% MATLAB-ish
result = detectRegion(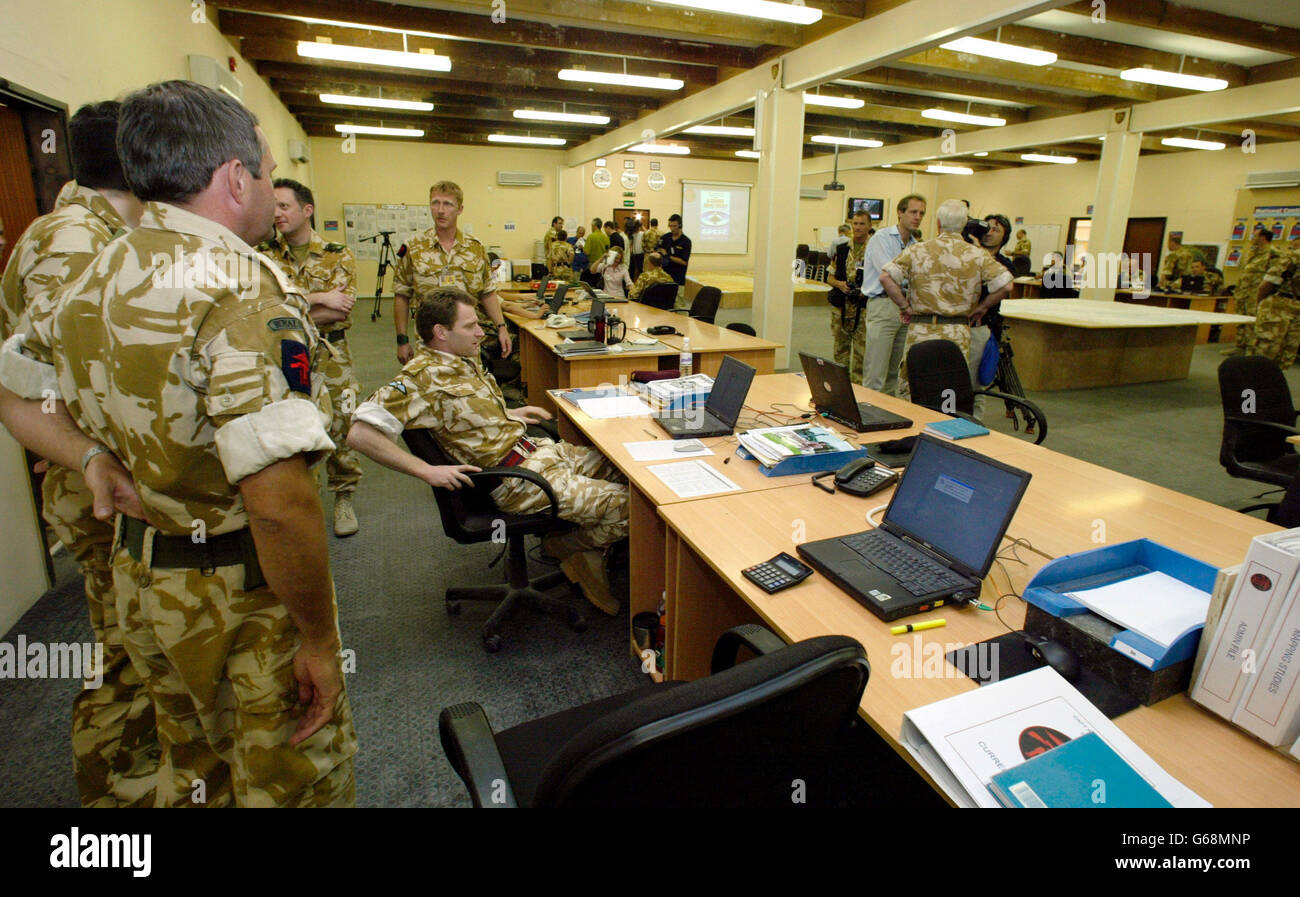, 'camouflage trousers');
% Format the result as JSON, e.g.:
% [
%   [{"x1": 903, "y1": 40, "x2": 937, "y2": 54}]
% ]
[
  {"x1": 112, "y1": 534, "x2": 357, "y2": 807},
  {"x1": 897, "y1": 322, "x2": 972, "y2": 403},
  {"x1": 1252, "y1": 294, "x2": 1300, "y2": 367},
  {"x1": 830, "y1": 301, "x2": 867, "y2": 383},
  {"x1": 1234, "y1": 280, "x2": 1262, "y2": 351},
  {"x1": 322, "y1": 334, "x2": 363, "y2": 495},
  {"x1": 42, "y1": 466, "x2": 158, "y2": 807},
  {"x1": 492, "y1": 440, "x2": 628, "y2": 550}
]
